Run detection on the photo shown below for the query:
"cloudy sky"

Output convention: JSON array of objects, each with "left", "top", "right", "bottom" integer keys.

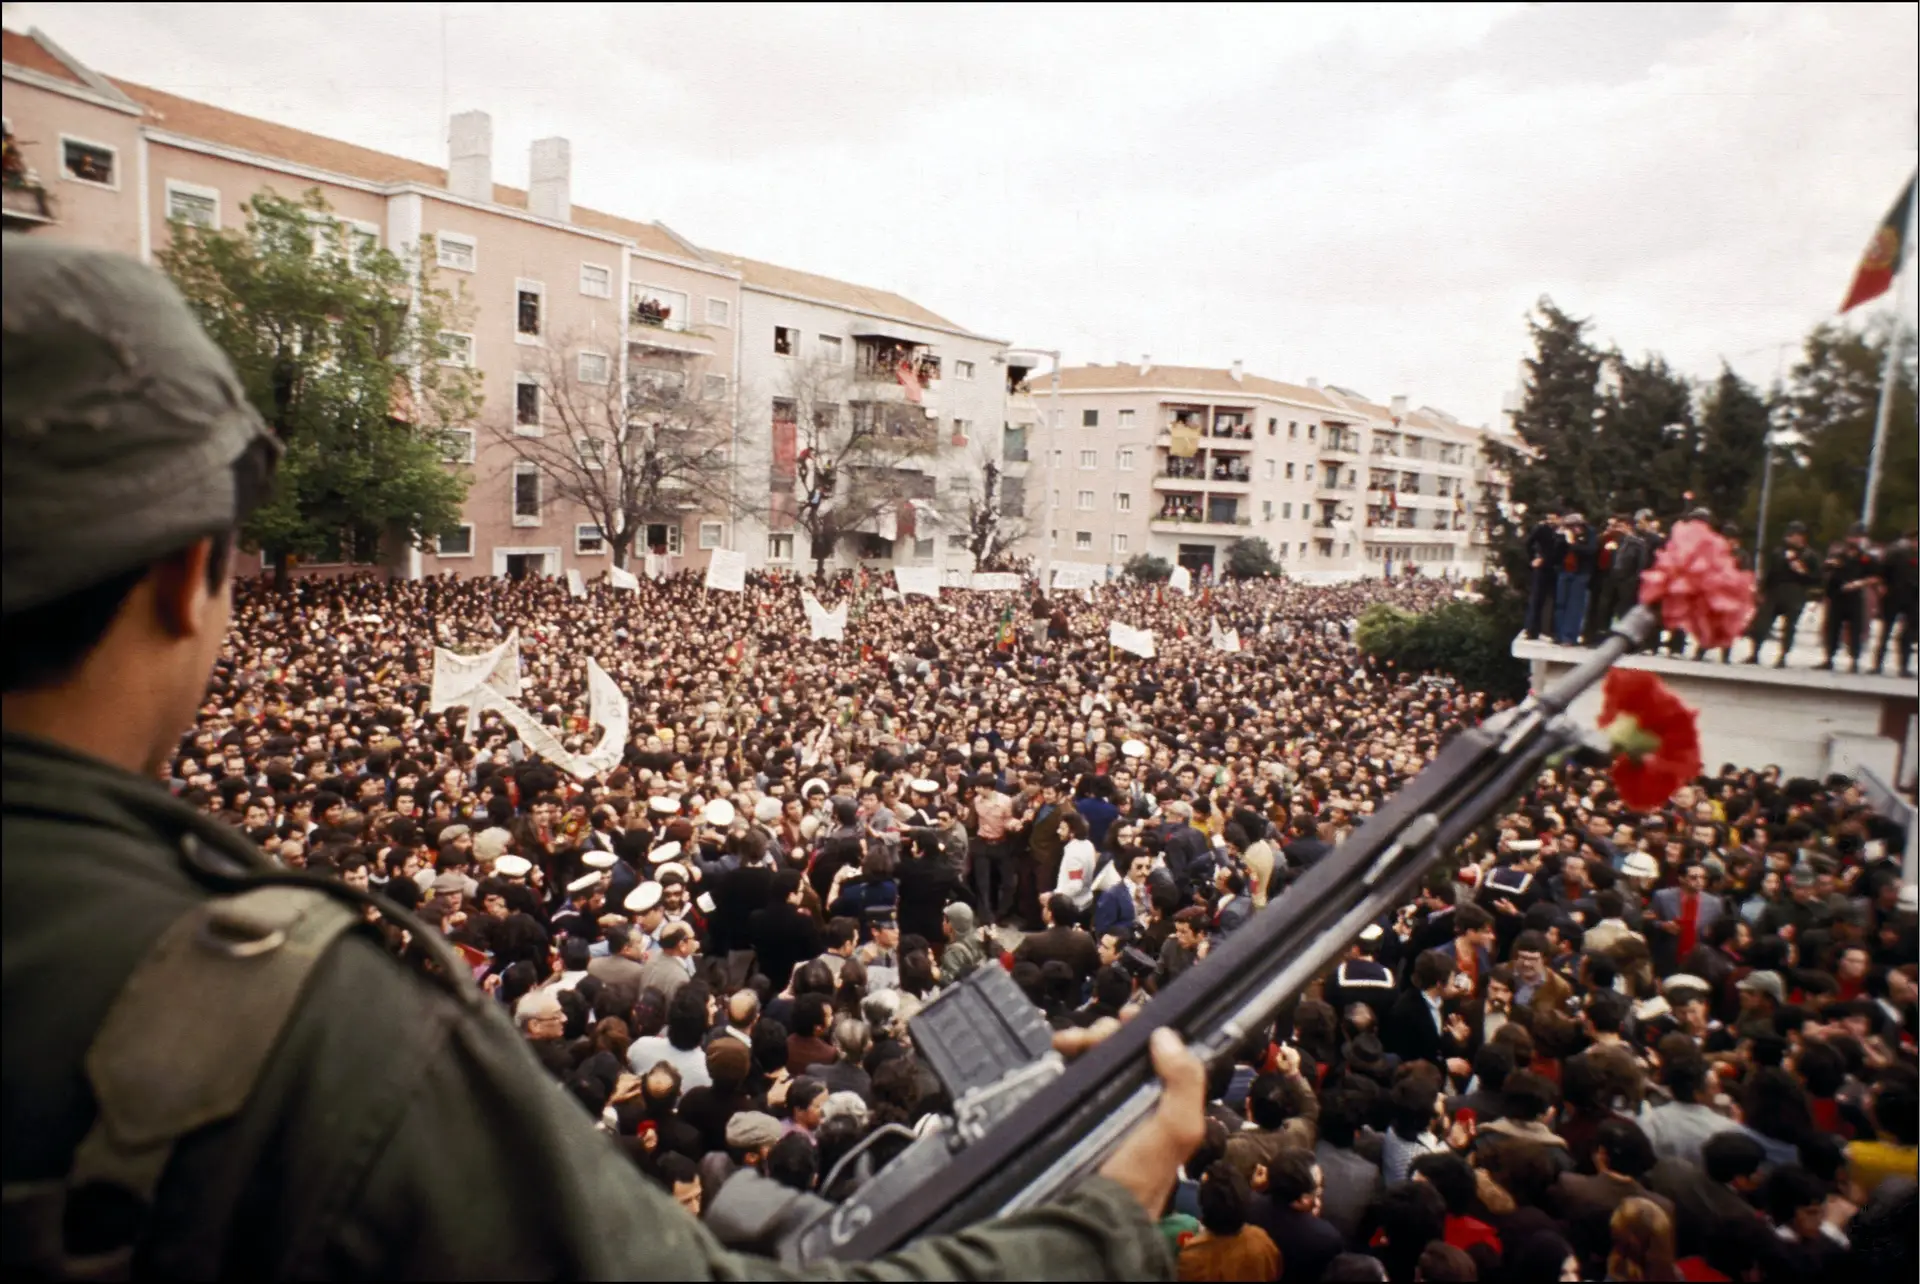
[{"left": 9, "top": 2, "right": 1915, "bottom": 424}]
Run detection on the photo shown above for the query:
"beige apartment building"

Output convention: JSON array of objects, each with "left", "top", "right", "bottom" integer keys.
[
  {"left": 3, "top": 26, "right": 1003, "bottom": 582},
  {"left": 1009, "top": 362, "right": 1505, "bottom": 583}
]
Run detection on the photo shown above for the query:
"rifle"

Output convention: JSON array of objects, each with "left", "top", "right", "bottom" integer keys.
[{"left": 709, "top": 605, "right": 1663, "bottom": 1263}]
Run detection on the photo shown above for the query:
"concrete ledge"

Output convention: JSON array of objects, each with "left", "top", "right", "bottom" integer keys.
[{"left": 1511, "top": 637, "right": 1917, "bottom": 699}]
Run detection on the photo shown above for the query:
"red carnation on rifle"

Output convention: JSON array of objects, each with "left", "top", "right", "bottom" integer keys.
[
  {"left": 1637, "top": 519, "right": 1755, "bottom": 651},
  {"left": 1598, "top": 669, "right": 1702, "bottom": 809}
]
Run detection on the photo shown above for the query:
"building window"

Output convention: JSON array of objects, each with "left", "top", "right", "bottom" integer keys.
[
  {"left": 1082, "top": 409, "right": 1099, "bottom": 428},
  {"left": 1075, "top": 530, "right": 1093, "bottom": 550},
  {"left": 436, "top": 524, "right": 474, "bottom": 557},
  {"left": 512, "top": 465, "right": 542, "bottom": 526},
  {"left": 1285, "top": 462, "right": 1295, "bottom": 479},
  {"left": 1112, "top": 533, "right": 1129, "bottom": 553},
  {"left": 1078, "top": 449, "right": 1097, "bottom": 469},
  {"left": 954, "top": 360, "right": 975, "bottom": 381},
  {"left": 699, "top": 521, "right": 726, "bottom": 550},
  {"left": 704, "top": 373, "right": 729, "bottom": 401},
  {"left": 438, "top": 428, "right": 475, "bottom": 463},
  {"left": 577, "top": 350, "right": 611, "bottom": 384},
  {"left": 1305, "top": 464, "right": 1315, "bottom": 482},
  {"left": 774, "top": 326, "right": 798, "bottom": 356},
  {"left": 165, "top": 180, "right": 219, "bottom": 229},
  {"left": 1051, "top": 489, "right": 1061, "bottom": 509},
  {"left": 515, "top": 280, "right": 544, "bottom": 342},
  {"left": 1265, "top": 459, "right": 1276, "bottom": 481},
  {"left": 438, "top": 331, "right": 475, "bottom": 368},
  {"left": 707, "top": 297, "right": 731, "bottom": 327},
  {"left": 767, "top": 532, "right": 794, "bottom": 563},
  {"left": 1268, "top": 417, "right": 1277, "bottom": 436},
  {"left": 514, "top": 376, "right": 542, "bottom": 433},
  {"left": 1118, "top": 409, "right": 1135, "bottom": 430},
  {"left": 435, "top": 231, "right": 476, "bottom": 272},
  {"left": 817, "top": 335, "right": 842, "bottom": 363},
  {"left": 1283, "top": 502, "right": 1292, "bottom": 519},
  {"left": 1076, "top": 489, "right": 1095, "bottom": 510},
  {"left": 913, "top": 537, "right": 935, "bottom": 560},
  {"left": 342, "top": 220, "right": 380, "bottom": 267},
  {"left": 1288, "top": 421, "right": 1298, "bottom": 440},
  {"left": 1263, "top": 500, "right": 1274, "bottom": 521},
  {"left": 952, "top": 418, "right": 972, "bottom": 443},
  {"left": 1117, "top": 448, "right": 1135, "bottom": 471},
  {"left": 60, "top": 137, "right": 116, "bottom": 186},
  {"left": 1116, "top": 492, "right": 1132, "bottom": 512},
  {"left": 630, "top": 364, "right": 687, "bottom": 399},
  {"left": 579, "top": 263, "right": 613, "bottom": 298},
  {"left": 576, "top": 524, "right": 606, "bottom": 555},
  {"left": 630, "top": 284, "right": 689, "bottom": 331},
  {"left": 577, "top": 438, "right": 608, "bottom": 471},
  {"left": 1307, "top": 424, "right": 1317, "bottom": 442}
]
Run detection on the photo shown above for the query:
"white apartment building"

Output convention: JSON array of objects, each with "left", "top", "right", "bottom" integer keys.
[
  {"left": 713, "top": 251, "right": 1011, "bottom": 575},
  {"left": 1007, "top": 362, "right": 1505, "bottom": 582}
]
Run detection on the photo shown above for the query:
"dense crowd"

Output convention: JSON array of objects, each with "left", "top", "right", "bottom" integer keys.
[{"left": 171, "top": 567, "right": 1917, "bottom": 1282}]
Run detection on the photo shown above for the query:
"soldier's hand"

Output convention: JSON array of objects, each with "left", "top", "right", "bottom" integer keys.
[{"left": 1090, "top": 1027, "right": 1206, "bottom": 1223}]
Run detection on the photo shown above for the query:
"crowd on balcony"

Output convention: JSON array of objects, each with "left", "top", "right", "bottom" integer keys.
[{"left": 1160, "top": 496, "right": 1205, "bottom": 521}]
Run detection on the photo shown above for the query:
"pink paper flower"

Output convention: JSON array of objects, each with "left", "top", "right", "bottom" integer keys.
[{"left": 1637, "top": 520, "right": 1755, "bottom": 651}]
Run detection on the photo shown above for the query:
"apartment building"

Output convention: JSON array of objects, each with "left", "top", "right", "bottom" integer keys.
[
  {"left": 1005, "top": 362, "right": 1505, "bottom": 582},
  {"left": 3, "top": 26, "right": 1003, "bottom": 581},
  {"left": 706, "top": 252, "right": 1010, "bottom": 575}
]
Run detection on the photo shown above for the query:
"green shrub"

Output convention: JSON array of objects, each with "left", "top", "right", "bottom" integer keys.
[{"left": 1123, "top": 553, "right": 1173, "bottom": 583}]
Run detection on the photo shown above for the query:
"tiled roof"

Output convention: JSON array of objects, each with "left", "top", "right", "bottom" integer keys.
[
  {"left": 702, "top": 250, "right": 961, "bottom": 332},
  {"left": 3, "top": 29, "right": 83, "bottom": 84},
  {"left": 1050, "top": 364, "right": 1341, "bottom": 410}
]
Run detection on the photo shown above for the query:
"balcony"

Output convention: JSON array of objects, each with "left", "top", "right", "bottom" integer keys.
[
  {"left": 1, "top": 181, "right": 54, "bottom": 231},
  {"left": 1150, "top": 515, "right": 1254, "bottom": 537}
]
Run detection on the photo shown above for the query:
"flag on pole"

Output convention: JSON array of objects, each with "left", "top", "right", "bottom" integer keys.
[
  {"left": 1841, "top": 172, "right": 1915, "bottom": 313},
  {"left": 994, "top": 602, "right": 1017, "bottom": 651}
]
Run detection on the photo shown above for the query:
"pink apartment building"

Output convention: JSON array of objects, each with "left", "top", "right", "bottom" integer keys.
[{"left": 6, "top": 27, "right": 1002, "bottom": 583}]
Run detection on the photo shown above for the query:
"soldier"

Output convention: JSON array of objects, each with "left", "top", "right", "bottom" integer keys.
[
  {"left": 0, "top": 239, "right": 1202, "bottom": 1280},
  {"left": 1873, "top": 529, "right": 1916, "bottom": 677},
  {"left": 1819, "top": 523, "right": 1882, "bottom": 672},
  {"left": 1523, "top": 509, "right": 1561, "bottom": 640},
  {"left": 1745, "top": 521, "right": 1818, "bottom": 667}
]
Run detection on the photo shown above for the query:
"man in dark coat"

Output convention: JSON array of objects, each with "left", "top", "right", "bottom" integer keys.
[
  {"left": 1383, "top": 949, "right": 1455, "bottom": 1070},
  {"left": 746, "top": 869, "right": 823, "bottom": 992}
]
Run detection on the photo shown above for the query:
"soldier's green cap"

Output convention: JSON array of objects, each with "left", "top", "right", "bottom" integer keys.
[{"left": 2, "top": 236, "right": 280, "bottom": 616}]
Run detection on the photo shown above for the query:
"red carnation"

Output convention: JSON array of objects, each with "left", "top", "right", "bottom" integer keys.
[
  {"left": 1637, "top": 519, "right": 1755, "bottom": 651},
  {"left": 1598, "top": 669, "right": 1702, "bottom": 810}
]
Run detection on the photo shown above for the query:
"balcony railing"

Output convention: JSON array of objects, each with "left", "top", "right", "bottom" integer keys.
[{"left": 1003, "top": 447, "right": 1030, "bottom": 463}]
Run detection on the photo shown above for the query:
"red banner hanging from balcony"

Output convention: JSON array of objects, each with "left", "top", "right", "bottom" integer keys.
[
  {"left": 895, "top": 356, "right": 923, "bottom": 404},
  {"left": 771, "top": 415, "right": 798, "bottom": 481}
]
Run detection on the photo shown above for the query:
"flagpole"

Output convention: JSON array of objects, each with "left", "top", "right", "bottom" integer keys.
[{"left": 1861, "top": 189, "right": 1917, "bottom": 532}]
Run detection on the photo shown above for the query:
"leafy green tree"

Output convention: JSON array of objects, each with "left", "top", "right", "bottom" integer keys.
[
  {"left": 159, "top": 188, "right": 479, "bottom": 578},
  {"left": 1223, "top": 537, "right": 1282, "bottom": 580},
  {"left": 1755, "top": 318, "right": 1916, "bottom": 546},
  {"left": 1695, "top": 365, "right": 1770, "bottom": 526},
  {"left": 1599, "top": 352, "right": 1697, "bottom": 517},
  {"left": 1123, "top": 552, "right": 1173, "bottom": 582},
  {"left": 1354, "top": 599, "right": 1529, "bottom": 699},
  {"left": 1505, "top": 298, "right": 1606, "bottom": 521}
]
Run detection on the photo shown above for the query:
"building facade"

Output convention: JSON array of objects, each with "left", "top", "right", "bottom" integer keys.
[
  {"left": 1004, "top": 362, "right": 1507, "bottom": 583},
  {"left": 3, "top": 26, "right": 1005, "bottom": 582}
]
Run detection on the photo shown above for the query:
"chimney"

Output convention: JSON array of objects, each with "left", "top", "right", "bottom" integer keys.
[
  {"left": 447, "top": 110, "right": 493, "bottom": 203},
  {"left": 1138, "top": 354, "right": 1152, "bottom": 376},
  {"left": 1229, "top": 360, "right": 1244, "bottom": 383},
  {"left": 1390, "top": 395, "right": 1409, "bottom": 420},
  {"left": 528, "top": 136, "right": 571, "bottom": 222}
]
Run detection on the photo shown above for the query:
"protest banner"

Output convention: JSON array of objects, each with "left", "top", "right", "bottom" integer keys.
[
  {"left": 1108, "top": 620, "right": 1157, "bottom": 658},
  {"left": 704, "top": 547, "right": 747, "bottom": 593}
]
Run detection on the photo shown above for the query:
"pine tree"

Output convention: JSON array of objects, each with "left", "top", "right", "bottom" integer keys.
[{"left": 1695, "top": 365, "right": 1770, "bottom": 526}]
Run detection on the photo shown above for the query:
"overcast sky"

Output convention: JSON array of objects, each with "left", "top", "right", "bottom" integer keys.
[{"left": 9, "top": 2, "right": 1916, "bottom": 424}]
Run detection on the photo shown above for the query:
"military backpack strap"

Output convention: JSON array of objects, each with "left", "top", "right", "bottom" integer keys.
[{"left": 2, "top": 885, "right": 356, "bottom": 1281}]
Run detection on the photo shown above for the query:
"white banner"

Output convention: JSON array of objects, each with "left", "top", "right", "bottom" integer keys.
[
  {"left": 566, "top": 568, "right": 586, "bottom": 599},
  {"left": 1108, "top": 620, "right": 1157, "bottom": 658},
  {"left": 579, "top": 657, "right": 629, "bottom": 775},
  {"left": 969, "top": 572, "right": 1024, "bottom": 593},
  {"left": 643, "top": 552, "right": 667, "bottom": 581},
  {"left": 429, "top": 630, "right": 521, "bottom": 734},
  {"left": 894, "top": 566, "right": 942, "bottom": 599},
  {"left": 608, "top": 565, "right": 640, "bottom": 592},
  {"left": 1050, "top": 562, "right": 1104, "bottom": 591},
  {"left": 802, "top": 590, "right": 848, "bottom": 641},
  {"left": 1210, "top": 616, "right": 1242, "bottom": 654},
  {"left": 704, "top": 547, "right": 747, "bottom": 593},
  {"left": 1169, "top": 565, "right": 1192, "bottom": 596}
]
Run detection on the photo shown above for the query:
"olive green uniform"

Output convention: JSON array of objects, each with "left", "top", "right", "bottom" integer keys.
[{"left": 2, "top": 731, "right": 1170, "bottom": 1279}]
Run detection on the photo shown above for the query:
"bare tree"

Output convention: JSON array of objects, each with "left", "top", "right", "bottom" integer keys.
[
  {"left": 484, "top": 333, "right": 738, "bottom": 568},
  {"left": 943, "top": 441, "right": 1038, "bottom": 570},
  {"left": 773, "top": 353, "right": 943, "bottom": 579}
]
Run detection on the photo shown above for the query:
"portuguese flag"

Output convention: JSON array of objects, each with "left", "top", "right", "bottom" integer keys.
[
  {"left": 994, "top": 603, "right": 1017, "bottom": 651},
  {"left": 1840, "top": 172, "right": 1914, "bottom": 313}
]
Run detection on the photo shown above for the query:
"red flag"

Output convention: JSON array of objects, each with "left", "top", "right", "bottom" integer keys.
[
  {"left": 1841, "top": 173, "right": 1914, "bottom": 313},
  {"left": 895, "top": 357, "right": 923, "bottom": 405}
]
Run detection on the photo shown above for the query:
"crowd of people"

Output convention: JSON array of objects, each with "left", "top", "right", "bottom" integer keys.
[
  {"left": 1522, "top": 506, "right": 1917, "bottom": 675},
  {"left": 173, "top": 565, "right": 1917, "bottom": 1282}
]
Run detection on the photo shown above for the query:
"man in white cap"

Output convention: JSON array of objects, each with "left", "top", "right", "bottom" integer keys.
[
  {"left": 550, "top": 871, "right": 603, "bottom": 941},
  {"left": 623, "top": 881, "right": 666, "bottom": 955}
]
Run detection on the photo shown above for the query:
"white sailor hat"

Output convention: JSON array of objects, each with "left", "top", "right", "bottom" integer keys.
[
  {"left": 649, "top": 841, "right": 682, "bottom": 864},
  {"left": 705, "top": 798, "right": 736, "bottom": 827},
  {"left": 567, "top": 872, "right": 601, "bottom": 894},
  {"left": 754, "top": 797, "right": 782, "bottom": 823},
  {"left": 911, "top": 778, "right": 940, "bottom": 795},
  {"left": 1121, "top": 739, "right": 1148, "bottom": 760},
  {"left": 650, "top": 796, "right": 681, "bottom": 816},
  {"left": 1358, "top": 923, "right": 1385, "bottom": 944},
  {"left": 656, "top": 861, "right": 690, "bottom": 883},
  {"left": 625, "top": 882, "right": 663, "bottom": 913},
  {"left": 493, "top": 854, "right": 532, "bottom": 878},
  {"left": 581, "top": 850, "right": 617, "bottom": 869}
]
